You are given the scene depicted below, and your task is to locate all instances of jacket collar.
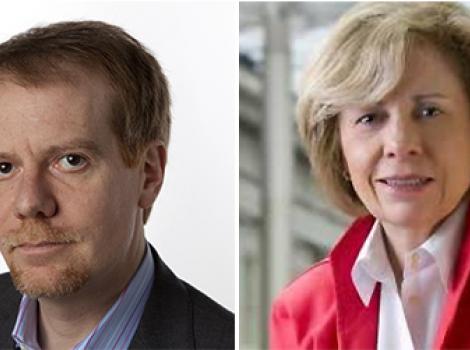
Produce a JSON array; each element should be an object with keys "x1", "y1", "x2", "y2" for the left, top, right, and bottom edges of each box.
[
  {"x1": 434, "y1": 202, "x2": 470, "y2": 348},
  {"x1": 330, "y1": 215, "x2": 379, "y2": 349},
  {"x1": 129, "y1": 244, "x2": 195, "y2": 349}
]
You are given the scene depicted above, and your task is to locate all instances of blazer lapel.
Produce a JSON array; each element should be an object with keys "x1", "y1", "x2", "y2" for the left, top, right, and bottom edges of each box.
[
  {"x1": 330, "y1": 216, "x2": 379, "y2": 349},
  {"x1": 129, "y1": 245, "x2": 195, "y2": 349},
  {"x1": 434, "y1": 203, "x2": 470, "y2": 348}
]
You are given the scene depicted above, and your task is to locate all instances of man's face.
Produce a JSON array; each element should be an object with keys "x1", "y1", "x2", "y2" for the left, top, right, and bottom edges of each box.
[{"x1": 0, "y1": 73, "x2": 147, "y2": 298}]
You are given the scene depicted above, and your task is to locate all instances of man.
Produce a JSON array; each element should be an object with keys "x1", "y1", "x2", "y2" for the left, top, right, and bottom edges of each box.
[{"x1": 0, "y1": 21, "x2": 234, "y2": 349}]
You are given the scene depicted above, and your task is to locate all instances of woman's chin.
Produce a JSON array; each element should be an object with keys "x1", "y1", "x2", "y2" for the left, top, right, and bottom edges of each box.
[{"x1": 378, "y1": 202, "x2": 437, "y2": 231}]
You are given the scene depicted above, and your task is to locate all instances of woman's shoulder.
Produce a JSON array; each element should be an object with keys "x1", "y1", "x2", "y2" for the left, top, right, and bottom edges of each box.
[
  {"x1": 270, "y1": 259, "x2": 338, "y2": 348},
  {"x1": 272, "y1": 258, "x2": 336, "y2": 317}
]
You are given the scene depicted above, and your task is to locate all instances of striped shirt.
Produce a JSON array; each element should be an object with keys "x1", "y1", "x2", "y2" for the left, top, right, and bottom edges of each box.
[{"x1": 12, "y1": 243, "x2": 155, "y2": 350}]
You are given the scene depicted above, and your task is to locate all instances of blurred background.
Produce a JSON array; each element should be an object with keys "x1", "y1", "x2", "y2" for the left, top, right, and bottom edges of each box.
[{"x1": 239, "y1": 3, "x2": 356, "y2": 348}]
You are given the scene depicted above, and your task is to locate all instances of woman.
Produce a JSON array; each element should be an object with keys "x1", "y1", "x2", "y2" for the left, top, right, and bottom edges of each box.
[{"x1": 270, "y1": 3, "x2": 470, "y2": 349}]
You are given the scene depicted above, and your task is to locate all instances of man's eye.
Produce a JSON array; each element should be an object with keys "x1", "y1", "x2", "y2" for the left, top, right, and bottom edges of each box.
[
  {"x1": 356, "y1": 113, "x2": 376, "y2": 125},
  {"x1": 57, "y1": 154, "x2": 87, "y2": 171},
  {"x1": 0, "y1": 162, "x2": 13, "y2": 176},
  {"x1": 420, "y1": 106, "x2": 441, "y2": 119}
]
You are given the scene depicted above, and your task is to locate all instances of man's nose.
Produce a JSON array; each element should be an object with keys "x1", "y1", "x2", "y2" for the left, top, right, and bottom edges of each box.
[
  {"x1": 14, "y1": 170, "x2": 57, "y2": 219},
  {"x1": 383, "y1": 113, "x2": 423, "y2": 159}
]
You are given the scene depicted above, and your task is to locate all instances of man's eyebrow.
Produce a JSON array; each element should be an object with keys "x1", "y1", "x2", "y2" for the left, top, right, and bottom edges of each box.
[
  {"x1": 0, "y1": 139, "x2": 104, "y2": 162},
  {"x1": 44, "y1": 139, "x2": 104, "y2": 157},
  {"x1": 0, "y1": 151, "x2": 17, "y2": 161}
]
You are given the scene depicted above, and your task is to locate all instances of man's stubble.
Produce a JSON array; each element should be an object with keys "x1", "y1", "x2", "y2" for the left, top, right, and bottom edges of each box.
[{"x1": 1, "y1": 219, "x2": 90, "y2": 298}]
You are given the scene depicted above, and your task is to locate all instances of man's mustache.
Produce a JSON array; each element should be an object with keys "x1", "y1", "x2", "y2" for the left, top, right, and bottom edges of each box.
[{"x1": 1, "y1": 220, "x2": 81, "y2": 252}]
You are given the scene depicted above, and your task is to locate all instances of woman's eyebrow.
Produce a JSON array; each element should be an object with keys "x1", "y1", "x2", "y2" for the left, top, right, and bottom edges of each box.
[{"x1": 413, "y1": 93, "x2": 449, "y2": 101}]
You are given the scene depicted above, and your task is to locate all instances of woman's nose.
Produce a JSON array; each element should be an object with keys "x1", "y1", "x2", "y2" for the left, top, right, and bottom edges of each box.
[
  {"x1": 382, "y1": 114, "x2": 423, "y2": 159},
  {"x1": 14, "y1": 170, "x2": 57, "y2": 220}
]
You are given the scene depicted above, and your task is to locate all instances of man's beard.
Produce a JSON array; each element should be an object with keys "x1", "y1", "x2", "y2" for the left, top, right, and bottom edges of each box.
[{"x1": 1, "y1": 219, "x2": 90, "y2": 299}]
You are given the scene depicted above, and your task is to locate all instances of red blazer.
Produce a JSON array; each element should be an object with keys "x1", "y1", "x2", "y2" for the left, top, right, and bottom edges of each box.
[{"x1": 270, "y1": 208, "x2": 470, "y2": 349}]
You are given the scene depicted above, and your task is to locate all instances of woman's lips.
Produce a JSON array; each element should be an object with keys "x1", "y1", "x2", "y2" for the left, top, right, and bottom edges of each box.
[{"x1": 376, "y1": 176, "x2": 434, "y2": 194}]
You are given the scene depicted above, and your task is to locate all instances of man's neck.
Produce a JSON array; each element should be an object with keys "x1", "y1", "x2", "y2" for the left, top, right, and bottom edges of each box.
[
  {"x1": 37, "y1": 238, "x2": 146, "y2": 350},
  {"x1": 37, "y1": 286, "x2": 119, "y2": 350}
]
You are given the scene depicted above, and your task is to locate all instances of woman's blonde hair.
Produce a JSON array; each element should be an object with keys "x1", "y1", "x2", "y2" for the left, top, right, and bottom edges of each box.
[{"x1": 298, "y1": 2, "x2": 470, "y2": 216}]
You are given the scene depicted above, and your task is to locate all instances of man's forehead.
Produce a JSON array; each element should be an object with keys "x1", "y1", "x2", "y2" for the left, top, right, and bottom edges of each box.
[
  {"x1": 0, "y1": 65, "x2": 115, "y2": 114},
  {"x1": 0, "y1": 74, "x2": 117, "y2": 154},
  {"x1": 0, "y1": 59, "x2": 111, "y2": 88},
  {"x1": 0, "y1": 69, "x2": 114, "y2": 117}
]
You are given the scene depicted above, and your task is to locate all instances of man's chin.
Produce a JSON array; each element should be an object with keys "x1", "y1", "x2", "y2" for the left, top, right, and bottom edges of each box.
[{"x1": 9, "y1": 264, "x2": 90, "y2": 299}]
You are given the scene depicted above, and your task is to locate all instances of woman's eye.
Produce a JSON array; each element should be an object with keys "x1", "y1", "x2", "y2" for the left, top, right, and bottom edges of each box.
[
  {"x1": 356, "y1": 113, "x2": 376, "y2": 125},
  {"x1": 0, "y1": 162, "x2": 13, "y2": 176},
  {"x1": 420, "y1": 106, "x2": 441, "y2": 119},
  {"x1": 57, "y1": 154, "x2": 87, "y2": 171}
]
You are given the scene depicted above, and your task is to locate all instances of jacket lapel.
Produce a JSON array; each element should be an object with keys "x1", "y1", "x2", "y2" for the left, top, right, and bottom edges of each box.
[
  {"x1": 129, "y1": 245, "x2": 195, "y2": 349},
  {"x1": 434, "y1": 203, "x2": 470, "y2": 348},
  {"x1": 330, "y1": 216, "x2": 379, "y2": 349}
]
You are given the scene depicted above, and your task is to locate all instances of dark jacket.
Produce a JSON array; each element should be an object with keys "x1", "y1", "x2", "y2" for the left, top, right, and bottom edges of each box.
[{"x1": 0, "y1": 245, "x2": 234, "y2": 349}]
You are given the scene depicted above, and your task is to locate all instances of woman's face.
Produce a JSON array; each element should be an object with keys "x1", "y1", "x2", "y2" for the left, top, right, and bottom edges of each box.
[{"x1": 339, "y1": 43, "x2": 470, "y2": 233}]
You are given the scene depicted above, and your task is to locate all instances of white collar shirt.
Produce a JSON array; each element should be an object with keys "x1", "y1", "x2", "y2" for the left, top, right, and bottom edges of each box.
[{"x1": 351, "y1": 199, "x2": 468, "y2": 350}]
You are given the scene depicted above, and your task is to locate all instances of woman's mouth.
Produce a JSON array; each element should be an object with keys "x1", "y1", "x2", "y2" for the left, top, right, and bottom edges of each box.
[{"x1": 376, "y1": 175, "x2": 434, "y2": 193}]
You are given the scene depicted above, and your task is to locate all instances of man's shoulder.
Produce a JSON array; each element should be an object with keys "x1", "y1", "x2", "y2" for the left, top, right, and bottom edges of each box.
[
  {"x1": 182, "y1": 281, "x2": 234, "y2": 349},
  {"x1": 0, "y1": 272, "x2": 21, "y2": 347},
  {"x1": 0, "y1": 272, "x2": 20, "y2": 305},
  {"x1": 0, "y1": 271, "x2": 12, "y2": 286},
  {"x1": 132, "y1": 245, "x2": 234, "y2": 349}
]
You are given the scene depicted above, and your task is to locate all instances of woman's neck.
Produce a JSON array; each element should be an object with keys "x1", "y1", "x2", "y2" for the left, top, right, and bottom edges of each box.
[{"x1": 380, "y1": 222, "x2": 434, "y2": 293}]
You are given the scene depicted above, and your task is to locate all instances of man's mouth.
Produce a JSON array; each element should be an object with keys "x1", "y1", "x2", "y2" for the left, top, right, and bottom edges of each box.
[
  {"x1": 11, "y1": 240, "x2": 76, "y2": 254},
  {"x1": 16, "y1": 241, "x2": 69, "y2": 249}
]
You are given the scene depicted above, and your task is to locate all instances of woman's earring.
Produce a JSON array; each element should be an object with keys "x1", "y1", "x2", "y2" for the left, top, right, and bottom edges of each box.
[{"x1": 342, "y1": 170, "x2": 351, "y2": 182}]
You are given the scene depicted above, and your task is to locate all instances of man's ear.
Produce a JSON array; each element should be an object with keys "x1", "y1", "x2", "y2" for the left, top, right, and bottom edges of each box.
[{"x1": 138, "y1": 141, "x2": 167, "y2": 211}]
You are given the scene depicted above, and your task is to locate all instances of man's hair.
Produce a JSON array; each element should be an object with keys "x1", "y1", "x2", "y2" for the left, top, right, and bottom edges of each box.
[
  {"x1": 297, "y1": 2, "x2": 470, "y2": 217},
  {"x1": 0, "y1": 20, "x2": 171, "y2": 223}
]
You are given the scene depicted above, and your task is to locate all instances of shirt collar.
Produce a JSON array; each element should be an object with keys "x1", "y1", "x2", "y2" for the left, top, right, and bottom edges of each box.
[
  {"x1": 351, "y1": 196, "x2": 469, "y2": 307},
  {"x1": 12, "y1": 242, "x2": 154, "y2": 350},
  {"x1": 351, "y1": 219, "x2": 393, "y2": 306},
  {"x1": 11, "y1": 297, "x2": 40, "y2": 350},
  {"x1": 421, "y1": 195, "x2": 469, "y2": 288}
]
